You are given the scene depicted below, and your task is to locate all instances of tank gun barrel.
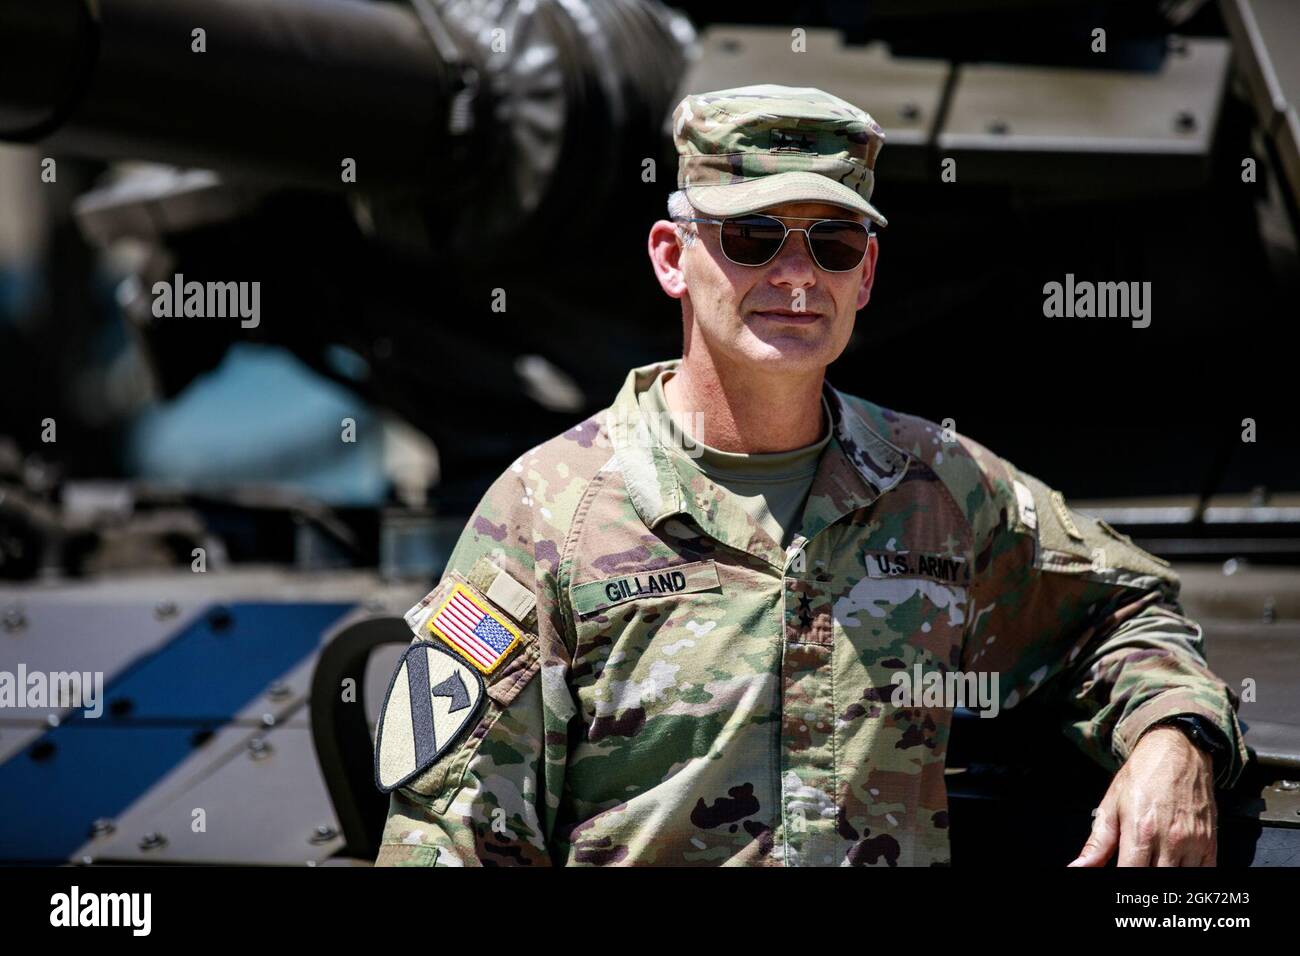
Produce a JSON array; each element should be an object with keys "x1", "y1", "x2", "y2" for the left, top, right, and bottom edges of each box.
[
  {"x1": 0, "y1": 0, "x2": 692, "y2": 207},
  {"x1": 0, "y1": 0, "x2": 466, "y2": 194}
]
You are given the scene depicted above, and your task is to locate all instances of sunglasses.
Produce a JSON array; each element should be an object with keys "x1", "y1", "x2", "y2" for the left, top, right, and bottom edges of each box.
[{"x1": 671, "y1": 214, "x2": 875, "y2": 272}]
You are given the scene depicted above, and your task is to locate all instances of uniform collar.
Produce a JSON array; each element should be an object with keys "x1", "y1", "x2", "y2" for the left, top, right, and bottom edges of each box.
[{"x1": 606, "y1": 359, "x2": 910, "y2": 567}]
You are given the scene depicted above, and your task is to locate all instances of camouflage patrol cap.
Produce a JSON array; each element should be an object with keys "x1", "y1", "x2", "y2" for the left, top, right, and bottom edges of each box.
[{"x1": 672, "y1": 84, "x2": 888, "y2": 227}]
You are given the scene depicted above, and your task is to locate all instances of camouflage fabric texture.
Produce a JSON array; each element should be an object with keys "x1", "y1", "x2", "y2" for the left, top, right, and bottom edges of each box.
[
  {"x1": 674, "y1": 84, "x2": 889, "y2": 226},
  {"x1": 375, "y1": 358, "x2": 1248, "y2": 866}
]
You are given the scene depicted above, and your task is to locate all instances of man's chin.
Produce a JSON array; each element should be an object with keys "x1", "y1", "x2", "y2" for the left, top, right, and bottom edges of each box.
[{"x1": 733, "y1": 331, "x2": 840, "y2": 371}]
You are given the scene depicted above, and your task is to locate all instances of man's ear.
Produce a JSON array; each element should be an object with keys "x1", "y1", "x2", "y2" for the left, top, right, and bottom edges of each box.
[
  {"x1": 856, "y1": 235, "x2": 880, "y2": 311},
  {"x1": 648, "y1": 220, "x2": 688, "y2": 299}
]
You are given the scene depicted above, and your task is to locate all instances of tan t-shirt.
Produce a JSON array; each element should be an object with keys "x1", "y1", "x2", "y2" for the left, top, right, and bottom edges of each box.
[{"x1": 637, "y1": 370, "x2": 831, "y2": 549}]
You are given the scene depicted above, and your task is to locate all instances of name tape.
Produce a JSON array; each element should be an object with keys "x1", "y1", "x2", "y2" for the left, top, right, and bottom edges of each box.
[{"x1": 571, "y1": 560, "x2": 721, "y2": 617}]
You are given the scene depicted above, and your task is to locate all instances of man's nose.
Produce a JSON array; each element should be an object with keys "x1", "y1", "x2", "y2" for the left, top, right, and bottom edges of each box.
[{"x1": 766, "y1": 229, "x2": 818, "y2": 288}]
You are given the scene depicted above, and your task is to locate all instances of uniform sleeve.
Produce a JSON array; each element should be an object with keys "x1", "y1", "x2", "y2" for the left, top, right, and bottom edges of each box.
[
  {"x1": 374, "y1": 464, "x2": 578, "y2": 866},
  {"x1": 956, "y1": 440, "x2": 1249, "y2": 790}
]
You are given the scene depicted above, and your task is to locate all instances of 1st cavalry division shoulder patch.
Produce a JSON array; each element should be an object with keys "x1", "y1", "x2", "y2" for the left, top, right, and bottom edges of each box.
[{"x1": 374, "y1": 641, "x2": 486, "y2": 793}]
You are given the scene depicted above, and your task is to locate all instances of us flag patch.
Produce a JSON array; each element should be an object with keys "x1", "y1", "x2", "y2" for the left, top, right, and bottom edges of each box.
[{"x1": 427, "y1": 583, "x2": 523, "y2": 674}]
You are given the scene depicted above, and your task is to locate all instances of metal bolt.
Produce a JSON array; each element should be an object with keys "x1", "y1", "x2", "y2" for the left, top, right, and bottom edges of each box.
[
  {"x1": 45, "y1": 714, "x2": 60, "y2": 728},
  {"x1": 719, "y1": 38, "x2": 742, "y2": 54},
  {"x1": 24, "y1": 459, "x2": 53, "y2": 491},
  {"x1": 207, "y1": 605, "x2": 234, "y2": 633},
  {"x1": 1168, "y1": 36, "x2": 1189, "y2": 56},
  {"x1": 139, "y1": 832, "x2": 168, "y2": 851},
  {"x1": 260, "y1": 713, "x2": 277, "y2": 728},
  {"x1": 987, "y1": 120, "x2": 1010, "y2": 135},
  {"x1": 247, "y1": 736, "x2": 273, "y2": 760},
  {"x1": 1221, "y1": 558, "x2": 1239, "y2": 576},
  {"x1": 154, "y1": 600, "x2": 178, "y2": 620},
  {"x1": 2, "y1": 606, "x2": 26, "y2": 633},
  {"x1": 1251, "y1": 485, "x2": 1269, "y2": 507},
  {"x1": 1174, "y1": 111, "x2": 1196, "y2": 133},
  {"x1": 309, "y1": 824, "x2": 338, "y2": 845},
  {"x1": 898, "y1": 103, "x2": 921, "y2": 122},
  {"x1": 1263, "y1": 597, "x2": 1276, "y2": 624},
  {"x1": 89, "y1": 818, "x2": 116, "y2": 838},
  {"x1": 28, "y1": 740, "x2": 55, "y2": 762},
  {"x1": 267, "y1": 681, "x2": 292, "y2": 701}
]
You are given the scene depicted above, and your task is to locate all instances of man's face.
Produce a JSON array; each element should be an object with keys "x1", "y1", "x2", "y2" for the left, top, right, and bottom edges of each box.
[{"x1": 660, "y1": 200, "x2": 879, "y2": 376}]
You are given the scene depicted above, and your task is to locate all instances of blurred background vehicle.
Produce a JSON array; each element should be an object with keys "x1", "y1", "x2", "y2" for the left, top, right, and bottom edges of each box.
[{"x1": 0, "y1": 0, "x2": 1297, "y2": 865}]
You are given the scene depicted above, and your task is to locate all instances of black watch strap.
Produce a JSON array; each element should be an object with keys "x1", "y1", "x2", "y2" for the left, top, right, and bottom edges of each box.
[{"x1": 1154, "y1": 714, "x2": 1228, "y2": 781}]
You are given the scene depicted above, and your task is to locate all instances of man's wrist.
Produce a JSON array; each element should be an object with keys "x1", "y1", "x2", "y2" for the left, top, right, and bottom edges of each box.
[{"x1": 1145, "y1": 714, "x2": 1228, "y2": 783}]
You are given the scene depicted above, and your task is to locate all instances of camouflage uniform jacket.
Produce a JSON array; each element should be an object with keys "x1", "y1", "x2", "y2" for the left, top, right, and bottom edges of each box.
[{"x1": 375, "y1": 358, "x2": 1248, "y2": 866}]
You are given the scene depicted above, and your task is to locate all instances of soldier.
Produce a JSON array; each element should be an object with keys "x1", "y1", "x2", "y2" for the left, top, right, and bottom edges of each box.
[{"x1": 372, "y1": 84, "x2": 1247, "y2": 866}]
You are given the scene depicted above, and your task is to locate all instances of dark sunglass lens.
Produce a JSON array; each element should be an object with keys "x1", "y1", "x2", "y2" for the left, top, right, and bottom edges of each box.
[
  {"x1": 808, "y1": 220, "x2": 869, "y2": 271},
  {"x1": 720, "y1": 215, "x2": 786, "y2": 265}
]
